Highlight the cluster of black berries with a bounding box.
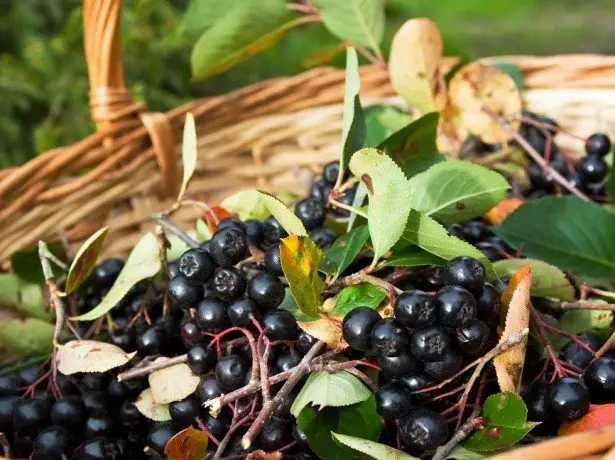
[341,256,498,452]
[447,219,513,263]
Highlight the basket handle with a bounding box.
[83,0,179,196]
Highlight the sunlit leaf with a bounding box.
[334,284,386,315]
[364,105,411,148]
[382,247,445,268]
[149,359,201,404]
[298,313,346,350]
[221,189,270,221]
[134,388,171,421]
[57,340,137,375]
[178,113,197,200]
[320,225,369,279]
[64,227,108,295]
[332,432,418,459]
[558,404,615,435]
[165,426,209,460]
[258,192,307,236]
[0,318,54,357]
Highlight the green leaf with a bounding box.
[178,113,197,200]
[166,234,192,262]
[73,233,162,321]
[464,392,537,452]
[338,47,366,174]
[320,225,369,278]
[278,288,317,322]
[312,0,385,53]
[445,446,486,460]
[220,189,270,221]
[348,182,368,231]
[399,210,494,277]
[559,308,614,341]
[280,235,323,318]
[334,284,386,316]
[0,273,20,306]
[408,160,510,226]
[190,0,295,79]
[297,395,381,460]
[0,318,55,357]
[0,274,50,321]
[382,247,445,268]
[490,62,523,91]
[195,219,212,242]
[257,191,307,236]
[492,259,575,301]
[65,227,108,295]
[332,432,418,460]
[12,243,63,284]
[349,148,411,265]
[291,371,372,416]
[364,105,411,148]
[495,196,615,282]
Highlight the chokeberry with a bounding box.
[218,217,247,233]
[423,348,463,381]
[245,219,265,246]
[399,408,449,450]
[51,396,85,427]
[435,285,477,328]
[0,373,21,395]
[463,221,489,243]
[178,248,214,285]
[455,319,491,355]
[295,197,326,231]
[276,350,302,372]
[198,375,222,404]
[323,161,341,185]
[211,267,247,302]
[410,326,451,362]
[309,227,336,250]
[18,366,40,387]
[209,227,248,267]
[248,271,284,310]
[561,332,601,369]
[442,256,486,294]
[400,374,434,393]
[525,382,554,425]
[394,290,436,328]
[370,318,410,357]
[81,438,122,460]
[168,261,180,279]
[196,297,230,332]
[310,178,331,204]
[477,242,503,261]
[82,391,107,415]
[203,412,229,440]
[216,355,248,392]
[33,425,69,460]
[342,307,381,351]
[81,373,109,392]
[262,217,288,248]
[181,321,204,347]
[228,299,260,327]
[13,398,50,434]
[376,382,414,420]
[264,245,283,276]
[168,275,203,310]
[475,282,501,321]
[447,223,466,239]
[263,310,298,341]
[146,422,177,455]
[136,326,166,355]
[548,376,590,421]
[296,330,318,355]
[586,133,611,158]
[260,419,292,451]
[92,258,124,293]
[378,350,421,380]
[119,400,142,427]
[84,413,114,439]
[169,396,200,428]
[583,358,615,403]
[0,396,18,430]
[577,155,608,184]
[187,345,217,375]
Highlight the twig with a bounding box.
[44,250,68,271]
[117,354,187,381]
[328,197,368,218]
[259,337,272,402]
[213,414,254,460]
[531,308,575,381]
[241,340,325,448]
[595,329,615,360]
[39,242,66,347]
[155,225,171,317]
[207,327,259,382]
[0,432,12,458]
[345,367,378,392]
[559,301,615,311]
[432,417,485,460]
[143,447,163,459]
[543,323,594,353]
[152,215,199,248]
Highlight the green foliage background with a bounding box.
[1,0,613,168]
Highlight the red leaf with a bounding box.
[164,427,208,460]
[484,197,524,226]
[203,206,235,233]
[559,404,615,435]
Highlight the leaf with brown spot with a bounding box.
[65,227,108,295]
[57,340,137,375]
[298,313,346,350]
[449,62,522,143]
[280,235,323,318]
[246,450,283,460]
[388,18,445,113]
[558,404,615,435]
[484,197,524,225]
[164,427,208,460]
[134,388,171,421]
[493,266,531,393]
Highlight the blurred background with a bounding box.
[1,0,613,168]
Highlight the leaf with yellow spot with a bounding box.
[280,235,324,318]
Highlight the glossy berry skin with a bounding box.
[187,345,217,375]
[198,375,222,404]
[342,307,381,351]
[562,332,601,369]
[248,271,284,310]
[168,275,203,310]
[84,413,114,439]
[260,419,292,452]
[442,256,486,294]
[475,283,501,321]
[33,425,69,460]
[81,373,109,392]
[92,258,124,293]
[456,319,491,355]
[82,392,107,415]
[0,396,19,430]
[169,396,200,428]
[577,155,608,184]
[376,382,414,421]
[147,422,177,455]
[463,221,489,243]
[264,245,283,276]
[216,355,248,392]
[245,219,264,246]
[448,223,466,239]
[218,217,247,233]
[583,358,615,403]
[181,321,203,348]
[377,350,421,380]
[209,227,248,267]
[415,267,444,291]
[262,216,288,248]
[548,376,590,421]
[370,318,410,357]
[435,285,477,328]
[400,374,434,393]
[410,327,451,362]
[276,350,302,372]
[196,298,230,332]
[394,290,436,328]
[526,382,554,424]
[228,299,259,327]
[81,438,122,460]
[119,400,142,427]
[309,227,336,251]
[13,398,50,434]
[295,197,326,231]
[310,178,331,204]
[178,248,214,285]
[296,330,318,355]
[0,373,21,395]
[424,348,463,381]
[137,326,166,355]
[51,396,85,427]
[263,310,298,341]
[400,408,449,450]
[586,133,612,157]
[211,268,247,302]
[323,161,341,185]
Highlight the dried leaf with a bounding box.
[134,388,171,421]
[57,340,137,375]
[164,426,208,460]
[149,359,201,404]
[558,404,615,435]
[179,113,197,200]
[246,450,283,460]
[388,18,445,113]
[449,62,522,144]
[298,314,346,350]
[65,227,108,295]
[484,197,524,225]
[493,266,531,393]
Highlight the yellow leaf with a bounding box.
[298,313,346,350]
[494,266,531,393]
[484,197,524,225]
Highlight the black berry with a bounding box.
[178,248,214,284]
[583,358,615,403]
[275,349,302,372]
[187,345,217,375]
[264,245,283,276]
[423,348,463,381]
[33,425,69,460]
[294,197,326,231]
[13,398,50,434]
[561,332,601,369]
[81,438,122,460]
[399,407,449,450]
[181,321,204,347]
[342,307,381,351]
[259,419,292,451]
[455,319,491,355]
[378,350,421,380]
[577,155,608,184]
[410,326,451,362]
[169,396,200,428]
[216,355,248,392]
[475,282,501,321]
[309,227,336,250]
[146,422,177,455]
[228,299,260,327]
[323,161,341,185]
[263,310,298,341]
[548,376,590,421]
[370,318,410,357]
[436,285,477,328]
[82,392,107,415]
[296,330,318,355]
[196,297,230,332]
[168,275,203,310]
[463,221,489,243]
[209,227,248,267]
[84,413,114,439]
[211,267,247,302]
[248,271,285,310]
[376,382,414,420]
[92,258,124,293]
[394,290,436,328]
[51,396,85,427]
[136,326,166,355]
[442,256,486,294]
[586,133,611,158]
[198,375,222,404]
